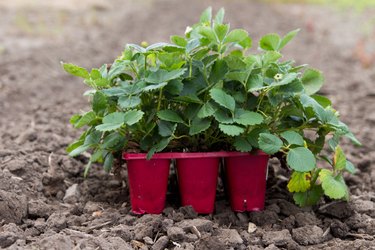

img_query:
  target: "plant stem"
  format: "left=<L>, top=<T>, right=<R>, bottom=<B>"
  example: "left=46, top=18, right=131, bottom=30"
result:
left=256, top=92, right=266, bottom=112
left=157, top=88, right=163, bottom=111
left=144, top=55, right=148, bottom=72
left=173, top=135, right=190, bottom=140
left=189, top=58, right=192, bottom=78
left=310, top=168, right=322, bottom=186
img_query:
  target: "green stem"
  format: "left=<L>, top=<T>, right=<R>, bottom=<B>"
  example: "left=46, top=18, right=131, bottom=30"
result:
left=130, top=63, right=138, bottom=78
left=189, top=58, right=193, bottom=78
left=144, top=55, right=148, bottom=72
left=197, top=80, right=216, bottom=96
left=172, top=135, right=190, bottom=140
left=157, top=88, right=163, bottom=111
left=310, top=168, right=322, bottom=186
left=257, top=110, right=268, bottom=118
left=256, top=92, right=266, bottom=112
left=218, top=43, right=223, bottom=59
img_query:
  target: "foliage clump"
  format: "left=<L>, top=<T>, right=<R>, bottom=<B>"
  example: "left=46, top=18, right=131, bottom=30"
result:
left=63, top=7, right=360, bottom=206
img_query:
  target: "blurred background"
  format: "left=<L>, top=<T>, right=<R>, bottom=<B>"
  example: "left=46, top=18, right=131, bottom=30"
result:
left=0, top=0, right=374, bottom=186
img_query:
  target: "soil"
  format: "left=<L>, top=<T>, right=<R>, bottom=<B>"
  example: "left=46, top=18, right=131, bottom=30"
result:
left=0, top=0, right=375, bottom=249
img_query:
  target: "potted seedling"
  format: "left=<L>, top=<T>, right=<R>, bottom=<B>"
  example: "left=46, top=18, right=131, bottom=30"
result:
left=64, top=7, right=360, bottom=214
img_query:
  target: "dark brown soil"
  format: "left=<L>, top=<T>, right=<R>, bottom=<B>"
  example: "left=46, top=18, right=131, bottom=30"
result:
left=0, top=0, right=374, bottom=249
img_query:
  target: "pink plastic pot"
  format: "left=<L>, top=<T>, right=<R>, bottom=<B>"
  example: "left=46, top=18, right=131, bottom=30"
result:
left=123, top=153, right=171, bottom=214
left=224, top=151, right=269, bottom=212
left=174, top=152, right=222, bottom=214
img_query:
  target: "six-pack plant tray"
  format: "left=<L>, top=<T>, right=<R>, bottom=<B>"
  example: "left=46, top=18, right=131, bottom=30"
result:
left=123, top=151, right=269, bottom=214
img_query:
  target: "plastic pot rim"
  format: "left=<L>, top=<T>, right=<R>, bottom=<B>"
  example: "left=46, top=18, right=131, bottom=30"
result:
left=122, top=150, right=267, bottom=160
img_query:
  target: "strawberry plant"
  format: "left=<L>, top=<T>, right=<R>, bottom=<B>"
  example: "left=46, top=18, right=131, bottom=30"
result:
left=64, top=7, right=360, bottom=206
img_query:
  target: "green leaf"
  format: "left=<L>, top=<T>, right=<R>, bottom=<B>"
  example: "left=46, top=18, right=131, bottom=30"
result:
left=262, top=51, right=282, bottom=66
left=108, top=60, right=126, bottom=79
left=143, top=82, right=168, bottom=92
left=170, top=35, right=187, bottom=47
left=68, top=144, right=92, bottom=157
left=92, top=91, right=107, bottom=114
left=287, top=147, right=316, bottom=172
left=200, top=7, right=212, bottom=24
left=146, top=69, right=186, bottom=83
left=90, top=69, right=102, bottom=79
left=234, top=110, right=263, bottom=126
left=189, top=118, right=211, bottom=135
left=247, top=128, right=269, bottom=148
left=90, top=149, right=103, bottom=162
left=174, top=95, right=203, bottom=104
left=224, top=55, right=247, bottom=70
left=70, top=114, right=81, bottom=125
left=224, top=29, right=252, bottom=49
left=312, top=95, right=332, bottom=108
left=158, top=110, right=184, bottom=123
left=226, top=71, right=248, bottom=84
left=75, top=111, right=96, bottom=128
left=333, top=146, right=346, bottom=171
left=92, top=78, right=110, bottom=87
left=293, top=185, right=323, bottom=207
left=213, top=109, right=233, bottom=124
left=146, top=42, right=178, bottom=51
left=214, top=23, right=229, bottom=42
left=118, top=95, right=141, bottom=109
left=345, top=161, right=356, bottom=174
left=272, top=73, right=298, bottom=87
left=278, top=79, right=304, bottom=95
left=259, top=33, right=281, bottom=51
left=299, top=94, right=327, bottom=121
left=197, top=102, right=216, bottom=118
left=208, top=59, right=228, bottom=84
left=102, top=132, right=124, bottom=149
left=279, top=29, right=300, bottom=50
left=198, top=26, right=217, bottom=43
left=159, top=52, right=184, bottom=69
left=214, top=8, right=225, bottom=24
left=287, top=171, right=311, bottom=193
left=239, top=37, right=252, bottom=49
left=344, top=131, right=362, bottom=146
left=302, top=68, right=324, bottom=95
left=99, top=64, right=108, bottom=78
left=84, top=131, right=102, bottom=145
left=280, top=131, right=304, bottom=146
left=95, top=123, right=121, bottom=132
left=258, top=133, right=283, bottom=154
left=103, top=153, right=114, bottom=172
left=95, top=112, right=124, bottom=131
left=328, top=135, right=339, bottom=151
left=62, top=63, right=89, bottom=79
left=202, top=55, right=217, bottom=68
left=165, top=79, right=183, bottom=95
left=66, top=139, right=84, bottom=154
left=319, top=169, right=348, bottom=200
left=219, top=124, right=245, bottom=136
left=147, top=137, right=171, bottom=159
left=129, top=43, right=147, bottom=52
left=247, top=75, right=264, bottom=92
left=102, top=87, right=127, bottom=96
left=233, top=137, right=252, bottom=152
left=210, top=88, right=235, bottom=112
left=124, top=110, right=144, bottom=125
left=158, top=121, right=177, bottom=137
